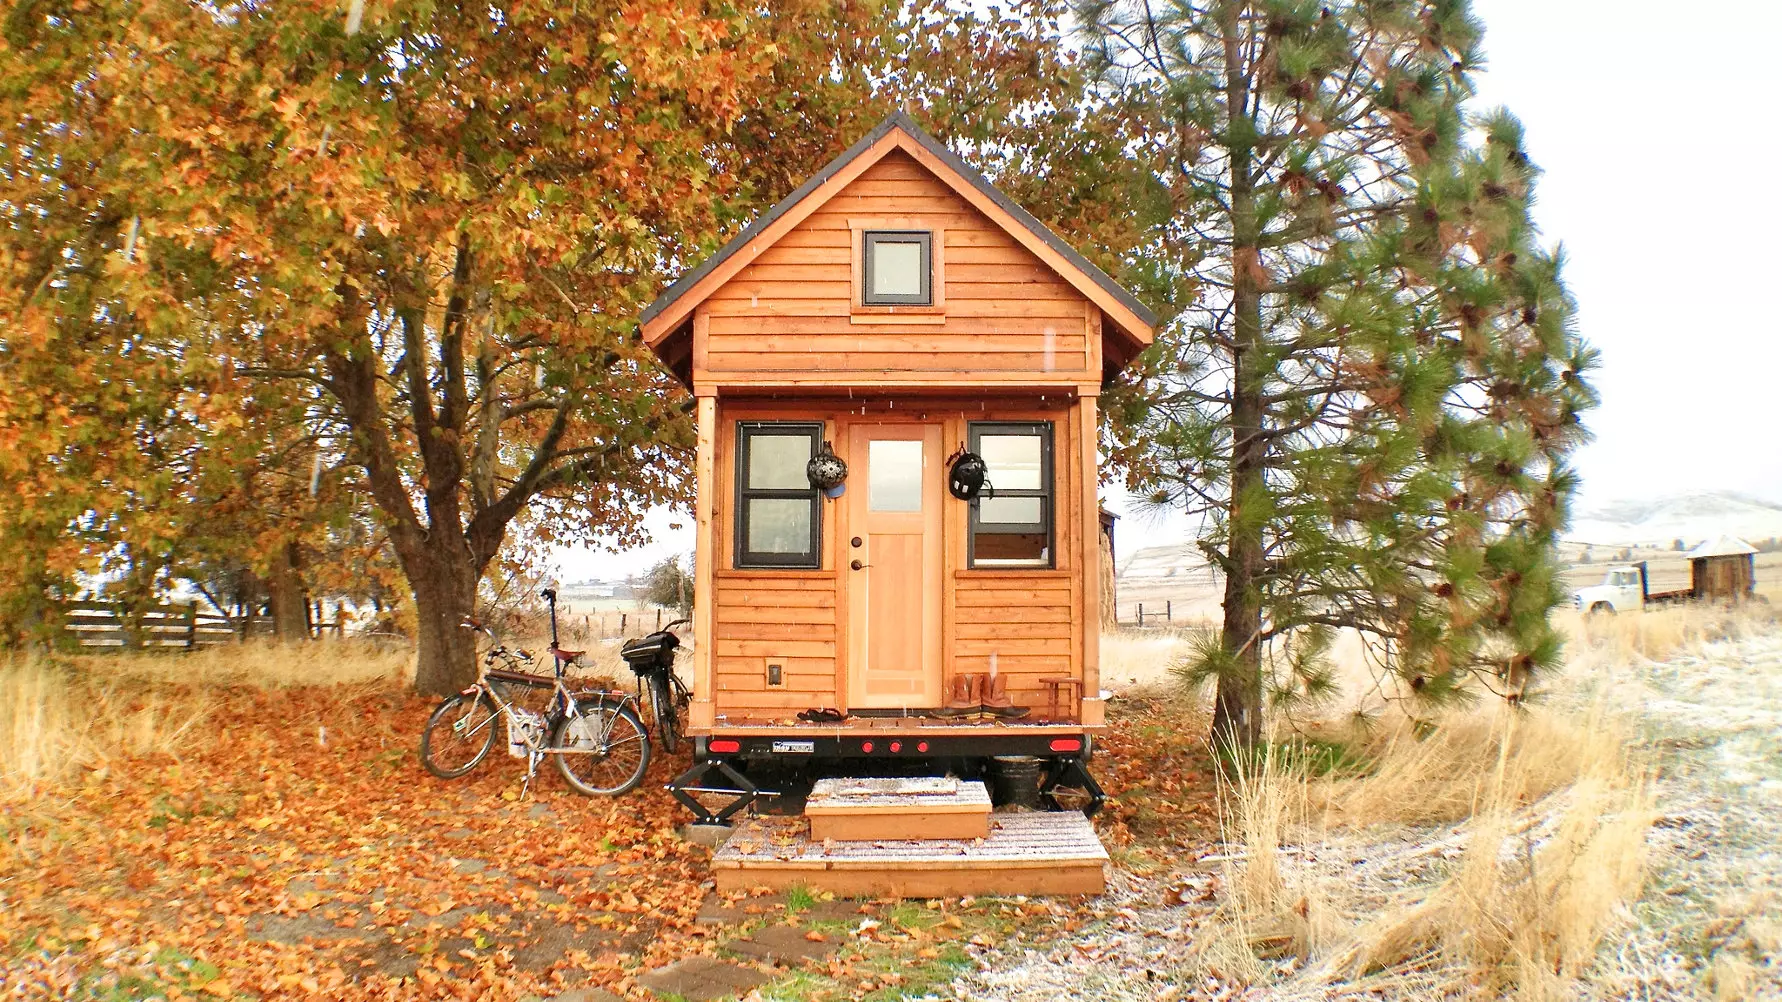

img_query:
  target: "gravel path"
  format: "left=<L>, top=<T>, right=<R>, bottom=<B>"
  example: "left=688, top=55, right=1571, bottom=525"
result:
left=945, top=625, right=1782, bottom=1001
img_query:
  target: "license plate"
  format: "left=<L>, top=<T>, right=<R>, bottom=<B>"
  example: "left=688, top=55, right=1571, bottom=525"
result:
left=771, top=740, right=815, bottom=754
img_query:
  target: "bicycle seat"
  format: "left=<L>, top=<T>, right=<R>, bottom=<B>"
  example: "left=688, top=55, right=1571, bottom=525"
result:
left=551, top=647, right=584, bottom=662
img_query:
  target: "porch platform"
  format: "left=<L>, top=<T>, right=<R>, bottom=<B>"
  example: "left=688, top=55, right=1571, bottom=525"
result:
left=805, top=777, right=992, bottom=841
left=711, top=811, right=1108, bottom=898
left=693, top=720, right=1104, bottom=737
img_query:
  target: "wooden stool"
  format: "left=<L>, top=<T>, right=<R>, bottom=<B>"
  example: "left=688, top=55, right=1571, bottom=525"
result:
left=1037, top=676, right=1083, bottom=722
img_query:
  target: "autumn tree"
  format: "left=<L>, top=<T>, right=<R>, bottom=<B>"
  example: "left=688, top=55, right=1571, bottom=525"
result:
left=640, top=555, right=694, bottom=615
left=1080, top=0, right=1599, bottom=748
left=4, top=0, right=1105, bottom=691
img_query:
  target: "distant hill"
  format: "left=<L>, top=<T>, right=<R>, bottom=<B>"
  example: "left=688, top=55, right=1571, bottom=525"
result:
left=1567, top=490, right=1782, bottom=548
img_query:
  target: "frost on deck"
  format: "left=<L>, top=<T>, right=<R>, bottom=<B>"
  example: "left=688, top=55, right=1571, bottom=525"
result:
left=714, top=812, right=1108, bottom=864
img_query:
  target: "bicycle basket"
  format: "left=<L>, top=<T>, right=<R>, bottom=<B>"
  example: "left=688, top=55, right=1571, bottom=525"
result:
left=619, top=631, right=679, bottom=673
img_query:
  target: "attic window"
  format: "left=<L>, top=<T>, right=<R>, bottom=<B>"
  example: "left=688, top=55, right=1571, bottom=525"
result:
left=862, top=231, right=932, bottom=306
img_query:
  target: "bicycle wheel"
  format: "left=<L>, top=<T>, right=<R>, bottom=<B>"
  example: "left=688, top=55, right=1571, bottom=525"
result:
left=421, top=692, right=500, bottom=779
left=552, top=699, right=650, bottom=796
left=648, top=672, right=681, bottom=754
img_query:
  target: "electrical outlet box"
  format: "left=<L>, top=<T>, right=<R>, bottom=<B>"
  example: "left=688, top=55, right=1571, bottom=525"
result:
left=766, top=661, right=784, bottom=687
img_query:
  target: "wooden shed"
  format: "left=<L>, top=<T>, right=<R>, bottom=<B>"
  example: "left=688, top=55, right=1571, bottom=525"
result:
left=1686, top=536, right=1758, bottom=603
left=642, top=113, right=1154, bottom=828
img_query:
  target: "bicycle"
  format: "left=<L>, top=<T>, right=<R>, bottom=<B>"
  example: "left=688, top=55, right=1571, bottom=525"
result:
left=419, top=591, right=651, bottom=796
left=619, top=618, right=692, bottom=753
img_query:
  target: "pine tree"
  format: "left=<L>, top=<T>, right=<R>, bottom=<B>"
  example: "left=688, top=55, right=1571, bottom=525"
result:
left=1078, top=0, right=1599, bottom=748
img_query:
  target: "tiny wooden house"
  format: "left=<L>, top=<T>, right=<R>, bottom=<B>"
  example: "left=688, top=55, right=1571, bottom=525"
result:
left=642, top=114, right=1154, bottom=819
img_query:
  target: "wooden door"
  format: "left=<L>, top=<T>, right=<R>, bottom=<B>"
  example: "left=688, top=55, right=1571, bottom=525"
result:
left=845, top=422, right=944, bottom=709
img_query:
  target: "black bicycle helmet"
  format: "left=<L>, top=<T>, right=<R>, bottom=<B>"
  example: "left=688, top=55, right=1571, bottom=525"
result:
left=806, top=440, right=848, bottom=497
left=948, top=450, right=991, bottom=501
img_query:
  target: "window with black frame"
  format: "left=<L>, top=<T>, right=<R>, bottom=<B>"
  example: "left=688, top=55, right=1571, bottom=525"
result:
left=862, top=230, right=932, bottom=305
left=968, top=422, right=1053, bottom=568
left=735, top=423, right=822, bottom=568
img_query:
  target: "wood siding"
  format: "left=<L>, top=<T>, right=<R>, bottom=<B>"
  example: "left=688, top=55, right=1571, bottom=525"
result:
left=712, top=571, right=840, bottom=711
left=951, top=571, right=1076, bottom=709
left=696, top=152, right=1099, bottom=387
left=705, top=397, right=1090, bottom=725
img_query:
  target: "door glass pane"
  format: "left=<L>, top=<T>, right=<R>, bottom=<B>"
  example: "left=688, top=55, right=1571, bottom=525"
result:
left=747, top=498, right=812, bottom=554
left=979, top=434, right=1041, bottom=491
left=869, top=439, right=923, bottom=512
left=748, top=434, right=812, bottom=490
left=979, top=496, right=1042, bottom=526
left=869, top=240, right=925, bottom=297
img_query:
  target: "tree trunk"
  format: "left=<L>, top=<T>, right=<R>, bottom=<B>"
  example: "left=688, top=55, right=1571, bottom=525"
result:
left=1212, top=21, right=1265, bottom=755
left=266, top=540, right=309, bottom=641
left=404, top=542, right=484, bottom=696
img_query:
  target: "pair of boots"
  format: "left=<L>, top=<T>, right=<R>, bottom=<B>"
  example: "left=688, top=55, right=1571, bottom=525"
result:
left=935, top=673, right=1028, bottom=719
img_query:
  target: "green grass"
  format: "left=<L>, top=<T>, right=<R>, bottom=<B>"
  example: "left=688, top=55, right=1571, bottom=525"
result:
left=805, top=918, right=851, bottom=937
left=66, top=946, right=225, bottom=1001
left=785, top=884, right=818, bottom=915
left=760, top=969, right=830, bottom=1001
left=860, top=942, right=973, bottom=1001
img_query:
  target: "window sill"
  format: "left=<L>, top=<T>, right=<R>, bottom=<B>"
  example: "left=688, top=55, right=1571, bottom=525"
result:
left=850, top=306, right=946, bottom=325
left=718, top=568, right=835, bottom=579
left=954, top=568, right=1069, bottom=578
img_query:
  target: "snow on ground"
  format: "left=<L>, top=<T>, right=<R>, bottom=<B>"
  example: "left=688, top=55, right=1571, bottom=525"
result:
left=947, top=625, right=1782, bottom=1001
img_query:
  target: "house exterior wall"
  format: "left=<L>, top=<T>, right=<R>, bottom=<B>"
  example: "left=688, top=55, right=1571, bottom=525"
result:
left=692, top=150, right=1102, bottom=390
left=694, top=396, right=1091, bottom=726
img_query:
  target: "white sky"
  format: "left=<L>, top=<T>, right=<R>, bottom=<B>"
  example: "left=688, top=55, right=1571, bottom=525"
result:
left=554, top=0, right=1782, bottom=582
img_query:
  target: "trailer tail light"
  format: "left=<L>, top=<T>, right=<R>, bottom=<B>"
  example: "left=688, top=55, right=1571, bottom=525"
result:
left=860, top=741, right=874, bottom=753
left=916, top=741, right=929, bottom=753
left=889, top=741, right=902, bottom=753
left=1049, top=738, right=1083, bottom=753
left=708, top=739, right=741, bottom=754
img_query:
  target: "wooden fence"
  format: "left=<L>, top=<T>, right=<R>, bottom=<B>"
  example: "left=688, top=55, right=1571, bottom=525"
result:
left=56, top=601, right=344, bottom=651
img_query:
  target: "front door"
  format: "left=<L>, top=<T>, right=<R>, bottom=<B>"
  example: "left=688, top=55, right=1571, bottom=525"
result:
left=845, top=423, right=943, bottom=709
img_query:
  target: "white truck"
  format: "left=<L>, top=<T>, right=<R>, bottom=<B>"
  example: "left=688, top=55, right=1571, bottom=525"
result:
left=1572, top=561, right=1690, bottom=614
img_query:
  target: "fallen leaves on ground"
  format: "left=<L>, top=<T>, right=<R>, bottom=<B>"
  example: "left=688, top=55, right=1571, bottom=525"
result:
left=1, top=683, right=711, bottom=1000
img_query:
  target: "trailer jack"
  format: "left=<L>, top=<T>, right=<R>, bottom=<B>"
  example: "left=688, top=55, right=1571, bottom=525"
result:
left=1041, top=756, right=1106, bottom=816
left=668, top=759, right=773, bottom=825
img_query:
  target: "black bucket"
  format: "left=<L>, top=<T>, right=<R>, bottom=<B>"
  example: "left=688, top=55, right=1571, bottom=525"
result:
left=990, top=755, right=1043, bottom=808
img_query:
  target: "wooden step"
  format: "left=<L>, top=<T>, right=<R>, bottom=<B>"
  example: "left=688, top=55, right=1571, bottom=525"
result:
left=712, top=811, right=1108, bottom=898
left=804, top=777, right=992, bottom=841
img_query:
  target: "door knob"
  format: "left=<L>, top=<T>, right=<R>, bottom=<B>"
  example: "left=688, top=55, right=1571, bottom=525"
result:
left=850, top=559, right=867, bottom=570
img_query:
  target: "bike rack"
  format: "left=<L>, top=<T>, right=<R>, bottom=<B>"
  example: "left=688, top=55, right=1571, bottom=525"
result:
left=667, top=759, right=776, bottom=825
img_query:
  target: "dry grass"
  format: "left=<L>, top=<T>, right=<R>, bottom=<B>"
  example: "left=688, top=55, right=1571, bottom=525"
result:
left=1099, top=628, right=1201, bottom=689
left=1556, top=601, right=1779, bottom=667
left=1, top=655, right=216, bottom=799
left=70, top=637, right=416, bottom=689
left=1326, top=709, right=1653, bottom=998
left=1, top=641, right=413, bottom=801
left=1317, top=702, right=1615, bottom=829
left=1169, top=611, right=1681, bottom=999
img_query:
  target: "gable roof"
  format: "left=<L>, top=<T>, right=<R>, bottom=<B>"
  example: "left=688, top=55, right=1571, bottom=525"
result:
left=1687, top=536, right=1758, bottom=559
left=639, top=111, right=1156, bottom=368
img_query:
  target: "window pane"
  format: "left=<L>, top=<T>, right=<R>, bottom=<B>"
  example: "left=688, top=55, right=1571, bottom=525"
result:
left=747, top=434, right=812, bottom=490
left=869, top=240, right=925, bottom=297
left=974, top=532, right=1048, bottom=566
left=747, top=498, right=812, bottom=554
left=979, top=495, right=1041, bottom=526
left=979, top=434, right=1042, bottom=491
left=869, top=439, right=923, bottom=512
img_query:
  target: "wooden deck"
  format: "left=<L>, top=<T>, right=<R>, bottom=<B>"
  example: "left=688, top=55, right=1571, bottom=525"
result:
left=712, top=811, right=1108, bottom=897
